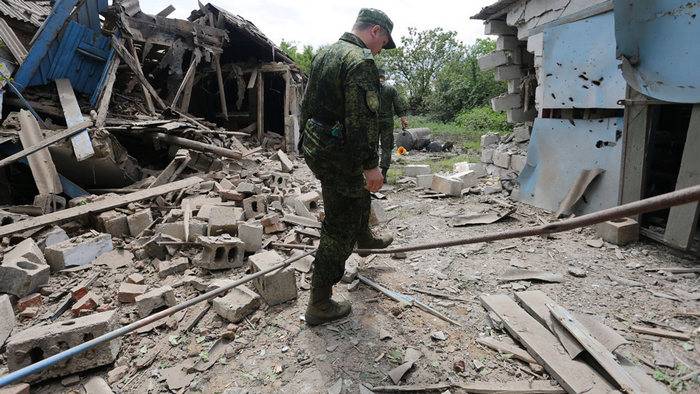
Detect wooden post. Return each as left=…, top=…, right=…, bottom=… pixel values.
left=171, top=55, right=199, bottom=109
left=256, top=70, right=265, bottom=141
left=95, top=50, right=121, bottom=128
left=111, top=36, right=167, bottom=109
left=127, top=38, right=155, bottom=115
left=663, top=104, right=700, bottom=250
left=619, top=86, right=651, bottom=221
left=214, top=54, right=228, bottom=118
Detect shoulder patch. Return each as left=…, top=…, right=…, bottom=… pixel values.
left=362, top=48, right=374, bottom=61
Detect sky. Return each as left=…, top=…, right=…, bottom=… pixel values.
left=140, top=0, right=494, bottom=49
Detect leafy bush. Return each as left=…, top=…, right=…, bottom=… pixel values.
left=455, top=106, right=510, bottom=134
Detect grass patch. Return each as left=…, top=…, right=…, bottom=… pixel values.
left=415, top=154, right=475, bottom=173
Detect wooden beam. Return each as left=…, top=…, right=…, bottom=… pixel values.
left=256, top=72, right=264, bottom=141
left=475, top=337, right=537, bottom=365
left=151, top=133, right=242, bottom=159
left=0, top=177, right=203, bottom=237
left=480, top=294, right=614, bottom=394
left=214, top=54, right=228, bottom=118
left=95, top=49, right=121, bottom=128
left=55, top=79, right=95, bottom=161
left=17, top=110, right=62, bottom=195
left=620, top=87, right=651, bottom=224
left=664, top=104, right=700, bottom=250
left=0, top=120, right=93, bottom=169
left=548, top=304, right=643, bottom=393
left=246, top=69, right=258, bottom=90
left=111, top=36, right=167, bottom=109
left=631, top=325, right=691, bottom=341
left=171, top=55, right=199, bottom=109
left=127, top=38, right=155, bottom=115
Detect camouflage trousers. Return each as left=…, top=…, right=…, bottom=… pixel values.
left=379, top=121, right=394, bottom=171
left=304, top=157, right=370, bottom=288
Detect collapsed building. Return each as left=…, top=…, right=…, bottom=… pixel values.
left=473, top=0, right=700, bottom=253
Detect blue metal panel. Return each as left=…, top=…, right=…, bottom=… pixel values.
left=542, top=12, right=626, bottom=109
left=77, top=0, right=108, bottom=31
left=517, top=117, right=623, bottom=215
left=614, top=0, right=700, bottom=103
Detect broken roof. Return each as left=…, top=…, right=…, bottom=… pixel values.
left=0, top=0, right=51, bottom=27
left=471, top=0, right=520, bottom=20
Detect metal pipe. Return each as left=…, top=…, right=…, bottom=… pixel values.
left=151, top=132, right=242, bottom=159
left=0, top=250, right=315, bottom=387
left=356, top=184, right=700, bottom=255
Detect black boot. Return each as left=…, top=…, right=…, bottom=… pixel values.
left=304, top=286, right=351, bottom=326
left=356, top=227, right=393, bottom=257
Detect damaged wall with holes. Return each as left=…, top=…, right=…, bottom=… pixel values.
left=473, top=0, right=700, bottom=253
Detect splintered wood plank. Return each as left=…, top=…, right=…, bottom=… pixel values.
left=0, top=177, right=202, bottom=237
left=17, top=110, right=62, bottom=195
left=631, top=325, right=691, bottom=341
left=475, top=336, right=537, bottom=365
left=548, top=304, right=643, bottom=393
left=55, top=79, right=95, bottom=161
left=480, top=294, right=614, bottom=394
left=111, top=36, right=167, bottom=109
left=127, top=38, right=155, bottom=115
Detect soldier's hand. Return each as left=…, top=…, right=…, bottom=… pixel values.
left=400, top=116, right=409, bottom=129
left=364, top=167, right=384, bottom=192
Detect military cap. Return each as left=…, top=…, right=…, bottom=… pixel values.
left=356, top=8, right=396, bottom=49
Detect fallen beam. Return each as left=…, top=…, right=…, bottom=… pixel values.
left=17, top=110, right=62, bottom=195
left=152, top=133, right=242, bottom=159
left=111, top=36, right=167, bottom=109
left=0, top=177, right=202, bottom=237
left=0, top=120, right=93, bottom=169
left=370, top=380, right=565, bottom=393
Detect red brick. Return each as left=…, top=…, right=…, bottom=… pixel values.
left=17, top=293, right=42, bottom=312
left=71, top=293, right=97, bottom=317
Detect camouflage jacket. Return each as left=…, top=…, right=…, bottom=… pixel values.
left=378, top=83, right=407, bottom=123
left=300, top=32, right=380, bottom=172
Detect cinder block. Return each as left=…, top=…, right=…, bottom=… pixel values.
left=507, top=108, right=537, bottom=123
left=416, top=174, right=434, bottom=188
left=243, top=195, right=267, bottom=220
left=249, top=251, right=297, bottom=306
left=0, top=253, right=50, bottom=297
left=451, top=170, right=478, bottom=188
left=269, top=172, right=290, bottom=189
left=118, top=283, right=148, bottom=303
left=127, top=209, right=153, bottom=237
left=96, top=210, right=129, bottom=238
left=495, top=65, right=523, bottom=81
left=493, top=151, right=512, bottom=169
left=35, top=226, right=69, bottom=251
left=298, top=191, right=321, bottom=210
left=156, top=220, right=207, bottom=241
left=44, top=233, right=113, bottom=271
left=404, top=165, right=431, bottom=177
left=196, top=235, right=245, bottom=270
left=33, top=194, right=66, bottom=213
left=277, top=149, right=294, bottom=173
left=454, top=162, right=486, bottom=178
left=369, top=200, right=387, bottom=225
left=431, top=175, right=463, bottom=196
left=157, top=256, right=189, bottom=278
left=478, top=50, right=510, bottom=71
left=480, top=133, right=500, bottom=148
left=513, top=124, right=530, bottom=142
left=510, top=154, right=527, bottom=172
left=497, top=35, right=519, bottom=51
left=491, top=93, right=522, bottom=111
left=4, top=239, right=46, bottom=266
left=596, top=218, right=639, bottom=246
left=212, top=286, right=261, bottom=323
left=0, top=294, right=16, bottom=346
left=287, top=196, right=315, bottom=219
left=236, top=182, right=256, bottom=195
left=6, top=310, right=120, bottom=381
left=507, top=80, right=521, bottom=94
left=238, top=222, right=263, bottom=252
left=135, top=286, right=176, bottom=317
left=484, top=20, right=517, bottom=35
left=262, top=213, right=286, bottom=234
left=208, top=206, right=245, bottom=236
left=481, top=149, right=494, bottom=164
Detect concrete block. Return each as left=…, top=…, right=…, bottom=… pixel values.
left=44, top=233, right=113, bottom=271
left=127, top=273, right=144, bottom=284
left=196, top=235, right=245, bottom=270
left=298, top=191, right=321, bottom=210
left=416, top=174, right=434, bottom=188
left=480, top=133, right=500, bottom=148
left=507, top=108, right=537, bottom=123
left=238, top=222, right=263, bottom=252
left=493, top=151, right=512, bottom=169
left=212, top=286, right=261, bottom=323
left=491, top=93, right=522, bottom=111
left=236, top=182, right=256, bottom=195
left=135, top=286, right=176, bottom=317
left=287, top=196, right=315, bottom=219
left=495, top=65, right=523, bottom=81
left=277, top=149, right=294, bottom=173
left=208, top=206, right=245, bottom=236
left=118, top=283, right=148, bottom=303
left=497, top=35, right=519, bottom=51
left=451, top=170, right=478, bottom=188
left=507, top=79, right=521, bottom=94
left=596, top=218, right=639, bottom=246
left=156, top=220, right=207, bottom=241
left=0, top=383, right=29, bottom=394
left=96, top=210, right=129, bottom=238
left=127, top=209, right=153, bottom=237
left=431, top=175, right=463, bottom=196
left=484, top=20, right=517, bottom=35
left=404, top=165, right=431, bottom=177
left=478, top=50, right=510, bottom=71
left=262, top=213, right=286, bottom=234
left=513, top=124, right=530, bottom=142
left=6, top=311, right=120, bottom=381
left=243, top=195, right=267, bottom=220
left=510, top=154, right=527, bottom=172
left=369, top=200, right=387, bottom=226
left=269, top=172, right=290, bottom=189
left=0, top=254, right=50, bottom=297
left=33, top=194, right=66, bottom=213
left=249, top=251, right=297, bottom=306
left=281, top=214, right=321, bottom=229
left=4, top=239, right=46, bottom=266
left=481, top=148, right=494, bottom=164
left=157, top=256, right=189, bottom=278
left=454, top=162, right=487, bottom=178
left=35, top=226, right=69, bottom=251
left=0, top=294, right=16, bottom=346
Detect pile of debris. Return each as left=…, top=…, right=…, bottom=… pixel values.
left=479, top=123, right=531, bottom=195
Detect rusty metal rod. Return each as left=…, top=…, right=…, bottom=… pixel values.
left=355, top=184, right=700, bottom=255
left=151, top=132, right=242, bottom=159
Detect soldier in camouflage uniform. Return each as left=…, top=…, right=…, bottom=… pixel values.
left=377, top=68, right=408, bottom=179
left=300, top=8, right=397, bottom=326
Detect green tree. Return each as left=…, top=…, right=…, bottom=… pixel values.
left=279, top=40, right=315, bottom=74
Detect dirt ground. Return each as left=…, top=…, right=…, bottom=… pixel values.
left=19, top=153, right=699, bottom=394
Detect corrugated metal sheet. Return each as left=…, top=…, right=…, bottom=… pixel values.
left=614, top=0, right=700, bottom=103
left=541, top=11, right=625, bottom=109
left=471, top=0, right=520, bottom=20
left=0, top=0, right=51, bottom=27
left=0, top=17, right=27, bottom=63
left=517, top=117, right=623, bottom=215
